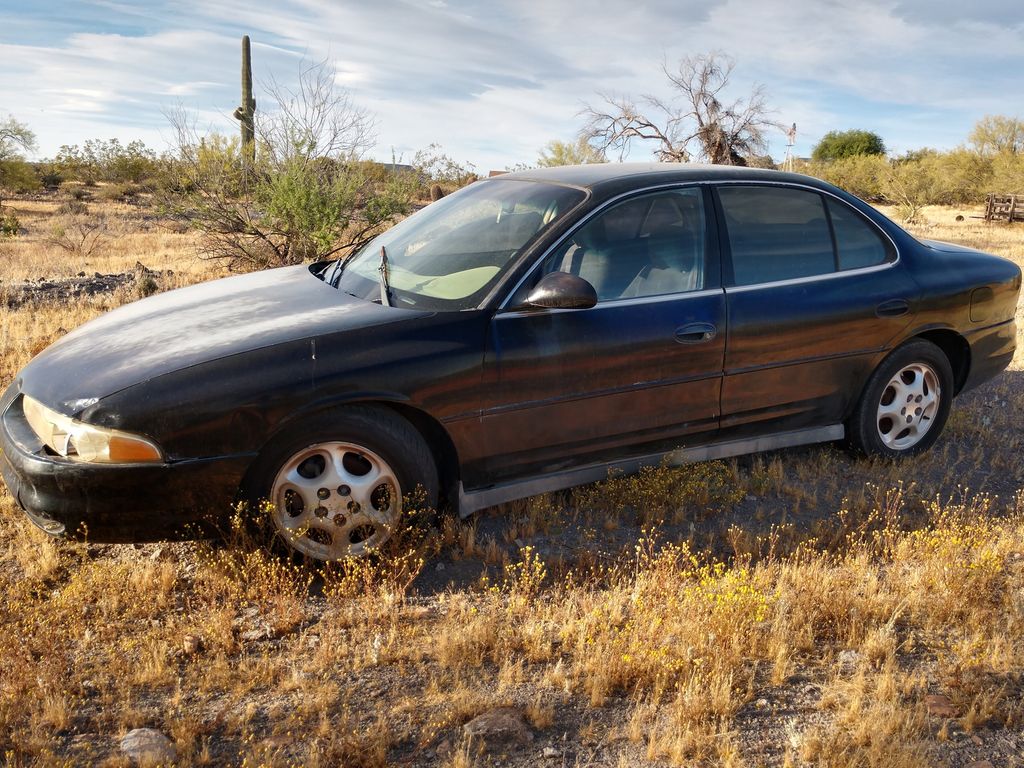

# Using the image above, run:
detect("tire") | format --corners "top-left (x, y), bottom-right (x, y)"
top-left (848, 339), bottom-right (954, 458)
top-left (240, 405), bottom-right (439, 561)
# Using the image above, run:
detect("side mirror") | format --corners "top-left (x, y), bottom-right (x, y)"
top-left (524, 272), bottom-right (598, 310)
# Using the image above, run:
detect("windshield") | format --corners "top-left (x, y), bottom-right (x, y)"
top-left (327, 179), bottom-right (586, 310)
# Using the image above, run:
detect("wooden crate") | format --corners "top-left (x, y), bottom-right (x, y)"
top-left (985, 194), bottom-right (1024, 223)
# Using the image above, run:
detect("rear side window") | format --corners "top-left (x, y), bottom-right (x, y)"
top-left (718, 186), bottom-right (835, 286)
top-left (827, 198), bottom-right (892, 269)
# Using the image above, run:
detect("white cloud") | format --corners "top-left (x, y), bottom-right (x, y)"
top-left (1, 0), bottom-right (1022, 166)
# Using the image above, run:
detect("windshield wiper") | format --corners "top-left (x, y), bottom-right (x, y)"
top-left (317, 258), bottom-right (348, 288)
top-left (377, 246), bottom-right (392, 307)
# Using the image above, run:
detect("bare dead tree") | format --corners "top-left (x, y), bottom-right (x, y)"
top-left (581, 52), bottom-right (779, 165)
top-left (46, 213), bottom-right (113, 258)
top-left (258, 59), bottom-right (376, 167)
top-left (580, 93), bottom-right (689, 162)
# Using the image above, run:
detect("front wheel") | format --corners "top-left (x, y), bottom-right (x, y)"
top-left (848, 340), bottom-right (954, 458)
top-left (241, 406), bottom-right (439, 561)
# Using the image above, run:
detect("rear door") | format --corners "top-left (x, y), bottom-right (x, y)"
top-left (715, 183), bottom-right (918, 437)
top-left (461, 186), bottom-right (726, 487)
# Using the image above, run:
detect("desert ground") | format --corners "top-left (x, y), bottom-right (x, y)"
top-left (2, 192), bottom-right (1024, 767)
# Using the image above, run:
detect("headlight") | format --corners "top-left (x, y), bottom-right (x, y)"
top-left (22, 395), bottom-right (163, 463)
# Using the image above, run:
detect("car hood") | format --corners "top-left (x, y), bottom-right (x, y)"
top-left (19, 265), bottom-right (428, 414)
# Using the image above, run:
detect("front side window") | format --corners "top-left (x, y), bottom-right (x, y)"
top-left (532, 187), bottom-right (707, 302)
top-left (330, 179), bottom-right (585, 310)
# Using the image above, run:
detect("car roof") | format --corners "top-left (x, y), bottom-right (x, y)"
top-left (493, 162), bottom-right (827, 197)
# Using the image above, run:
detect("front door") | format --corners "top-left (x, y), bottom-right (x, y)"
top-left (463, 186), bottom-right (727, 487)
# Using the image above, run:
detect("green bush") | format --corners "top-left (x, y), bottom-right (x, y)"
top-left (55, 138), bottom-right (158, 185)
top-left (812, 129), bottom-right (886, 162)
top-left (98, 182), bottom-right (141, 203)
top-left (990, 152), bottom-right (1024, 194)
top-left (136, 275), bottom-right (159, 298)
top-left (38, 167), bottom-right (63, 190)
top-left (0, 212), bottom-right (20, 237)
top-left (800, 146), bottom-right (1020, 211)
top-left (164, 137), bottom-right (420, 270)
top-left (57, 200), bottom-right (88, 216)
top-left (0, 159), bottom-right (42, 194)
top-left (799, 154), bottom-right (888, 201)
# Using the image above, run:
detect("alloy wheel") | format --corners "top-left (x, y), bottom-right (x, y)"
top-left (875, 363), bottom-right (941, 451)
top-left (268, 441), bottom-right (401, 559)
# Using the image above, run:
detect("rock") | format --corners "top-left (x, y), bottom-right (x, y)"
top-left (3, 268), bottom-right (170, 309)
top-left (436, 563), bottom-right (445, 572)
top-left (181, 634), bottom-right (201, 655)
top-left (837, 649), bottom-right (860, 669)
top-left (755, 698), bottom-right (770, 708)
top-left (464, 708), bottom-right (534, 750)
top-left (924, 693), bottom-right (957, 718)
top-left (240, 625), bottom-right (271, 642)
top-left (542, 746), bottom-right (561, 758)
top-left (120, 728), bottom-right (176, 765)
top-left (970, 734), bottom-right (984, 746)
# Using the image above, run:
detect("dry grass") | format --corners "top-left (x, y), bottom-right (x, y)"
top-left (0, 197), bottom-right (215, 283)
top-left (1, 198), bottom-right (1024, 766)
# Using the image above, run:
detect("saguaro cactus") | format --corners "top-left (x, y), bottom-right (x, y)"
top-left (232, 35), bottom-right (256, 166)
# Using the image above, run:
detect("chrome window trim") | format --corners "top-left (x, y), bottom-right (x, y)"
top-left (496, 177), bottom-right (902, 310)
top-left (497, 181), bottom-right (707, 312)
top-left (725, 260), bottom-right (896, 293)
top-left (713, 179), bottom-right (901, 291)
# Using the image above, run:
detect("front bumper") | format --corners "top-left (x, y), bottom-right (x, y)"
top-left (0, 391), bottom-right (254, 542)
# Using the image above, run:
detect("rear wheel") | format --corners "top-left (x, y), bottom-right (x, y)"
top-left (848, 340), bottom-right (954, 458)
top-left (242, 406), bottom-right (438, 561)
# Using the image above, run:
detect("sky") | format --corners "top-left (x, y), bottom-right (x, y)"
top-left (1, 0), bottom-right (1022, 172)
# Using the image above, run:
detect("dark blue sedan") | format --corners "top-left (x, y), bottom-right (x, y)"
top-left (2, 164), bottom-right (1019, 560)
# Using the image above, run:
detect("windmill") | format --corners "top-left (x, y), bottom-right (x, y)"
top-left (783, 123), bottom-right (797, 172)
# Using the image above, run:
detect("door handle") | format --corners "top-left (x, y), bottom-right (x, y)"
top-left (876, 299), bottom-right (910, 318)
top-left (675, 322), bottom-right (717, 344)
